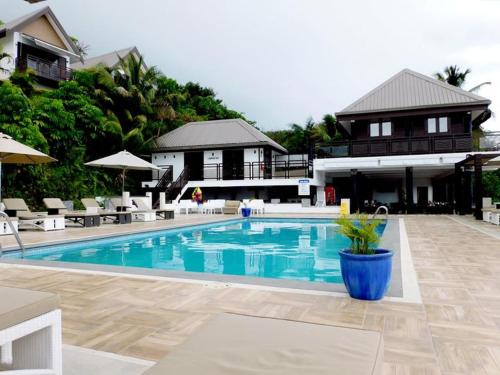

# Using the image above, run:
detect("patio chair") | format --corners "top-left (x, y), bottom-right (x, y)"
top-left (178, 200), bottom-right (198, 215)
top-left (109, 197), bottom-right (156, 222)
top-left (81, 198), bottom-right (132, 224)
top-left (249, 199), bottom-right (265, 215)
top-left (134, 198), bottom-right (174, 220)
top-left (43, 198), bottom-right (100, 227)
top-left (142, 313), bottom-right (383, 375)
top-left (222, 200), bottom-right (241, 215)
top-left (0, 286), bottom-right (62, 374)
top-left (2, 198), bottom-right (65, 231)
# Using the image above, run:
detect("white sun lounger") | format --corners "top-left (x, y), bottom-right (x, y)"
top-left (0, 287), bottom-right (62, 374)
top-left (143, 313), bottom-right (383, 375)
top-left (2, 199), bottom-right (64, 231)
top-left (109, 198), bottom-right (156, 222)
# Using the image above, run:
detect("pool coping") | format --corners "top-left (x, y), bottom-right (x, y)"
top-left (0, 216), bottom-right (419, 302)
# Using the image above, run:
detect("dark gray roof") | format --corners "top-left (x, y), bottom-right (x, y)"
top-left (0, 6), bottom-right (80, 56)
top-left (152, 119), bottom-right (287, 153)
top-left (336, 69), bottom-right (491, 117)
top-left (71, 46), bottom-right (144, 70)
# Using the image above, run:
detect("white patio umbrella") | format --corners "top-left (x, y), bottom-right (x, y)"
top-left (85, 150), bottom-right (160, 193)
top-left (0, 132), bottom-right (57, 201)
top-left (485, 155), bottom-right (500, 167)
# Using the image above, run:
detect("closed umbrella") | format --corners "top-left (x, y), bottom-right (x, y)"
top-left (85, 150), bottom-right (160, 193)
top-left (0, 132), bottom-right (56, 201)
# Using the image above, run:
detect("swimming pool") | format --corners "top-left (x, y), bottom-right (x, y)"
top-left (5, 218), bottom-right (386, 285)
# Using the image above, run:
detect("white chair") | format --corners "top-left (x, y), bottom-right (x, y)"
top-left (249, 199), bottom-right (265, 215)
top-left (178, 200), bottom-right (199, 214)
top-left (201, 202), bottom-right (214, 214)
top-left (211, 200), bottom-right (225, 214)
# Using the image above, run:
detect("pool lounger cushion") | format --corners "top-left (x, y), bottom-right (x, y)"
top-left (143, 313), bottom-right (383, 375)
top-left (0, 286), bottom-right (60, 331)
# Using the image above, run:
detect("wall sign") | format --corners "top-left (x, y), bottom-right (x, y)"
top-left (298, 179), bottom-right (310, 196)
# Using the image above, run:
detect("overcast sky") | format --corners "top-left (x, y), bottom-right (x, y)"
top-left (3, 0), bottom-right (500, 131)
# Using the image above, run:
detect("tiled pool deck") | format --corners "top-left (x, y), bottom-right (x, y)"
top-left (0, 214), bottom-right (499, 374)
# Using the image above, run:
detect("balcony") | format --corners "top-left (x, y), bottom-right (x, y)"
top-left (16, 55), bottom-right (72, 82)
top-left (317, 134), bottom-right (473, 158)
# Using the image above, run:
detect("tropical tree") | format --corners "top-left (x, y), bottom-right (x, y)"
top-left (434, 65), bottom-right (491, 92)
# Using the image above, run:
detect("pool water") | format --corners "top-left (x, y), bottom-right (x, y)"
top-left (6, 218), bottom-right (385, 284)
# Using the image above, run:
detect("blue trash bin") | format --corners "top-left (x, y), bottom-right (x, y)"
top-left (241, 208), bottom-right (251, 217)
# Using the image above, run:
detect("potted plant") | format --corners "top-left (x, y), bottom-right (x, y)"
top-left (241, 201), bottom-right (251, 218)
top-left (337, 214), bottom-right (392, 301)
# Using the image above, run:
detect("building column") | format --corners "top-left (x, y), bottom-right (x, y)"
top-left (405, 167), bottom-right (414, 213)
top-left (454, 164), bottom-right (464, 215)
top-left (463, 170), bottom-right (472, 214)
top-left (350, 169), bottom-right (359, 213)
top-left (474, 155), bottom-right (483, 220)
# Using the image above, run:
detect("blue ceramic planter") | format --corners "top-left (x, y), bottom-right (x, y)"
top-left (241, 208), bottom-right (251, 217)
top-left (339, 249), bottom-right (393, 301)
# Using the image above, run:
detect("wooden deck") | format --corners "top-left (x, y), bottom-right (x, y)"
top-left (0, 215), bottom-right (499, 374)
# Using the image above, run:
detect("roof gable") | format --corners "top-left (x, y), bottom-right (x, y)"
top-left (0, 6), bottom-right (79, 55)
top-left (152, 119), bottom-right (287, 153)
top-left (336, 69), bottom-right (491, 117)
top-left (19, 15), bottom-right (66, 49)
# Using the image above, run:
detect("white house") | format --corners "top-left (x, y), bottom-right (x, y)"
top-left (145, 119), bottom-right (320, 204)
top-left (0, 7), bottom-right (81, 85)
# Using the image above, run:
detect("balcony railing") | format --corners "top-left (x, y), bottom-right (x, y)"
top-left (16, 55), bottom-right (72, 81)
top-left (317, 134), bottom-right (473, 158)
top-left (149, 160), bottom-right (311, 184)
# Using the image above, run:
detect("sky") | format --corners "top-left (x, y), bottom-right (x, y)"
top-left (2, 0), bottom-right (500, 131)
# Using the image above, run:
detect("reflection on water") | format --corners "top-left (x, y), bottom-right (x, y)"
top-left (9, 220), bottom-right (385, 284)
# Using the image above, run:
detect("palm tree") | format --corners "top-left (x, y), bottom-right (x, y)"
top-left (434, 65), bottom-right (491, 92)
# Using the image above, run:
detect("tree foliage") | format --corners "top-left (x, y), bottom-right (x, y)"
top-left (265, 114), bottom-right (344, 154)
top-left (0, 54), bottom-right (248, 208)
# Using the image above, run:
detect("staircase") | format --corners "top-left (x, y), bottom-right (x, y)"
top-left (152, 167), bottom-right (190, 208)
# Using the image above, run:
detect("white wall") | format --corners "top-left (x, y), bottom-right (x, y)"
top-left (244, 148), bottom-right (263, 179)
top-left (152, 152), bottom-right (184, 180)
top-left (203, 150), bottom-right (222, 180)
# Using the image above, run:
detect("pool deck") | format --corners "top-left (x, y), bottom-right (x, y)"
top-left (0, 214), bottom-right (499, 374)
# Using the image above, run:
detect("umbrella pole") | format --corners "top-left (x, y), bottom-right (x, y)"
top-left (0, 161), bottom-right (2, 203)
top-left (122, 168), bottom-right (126, 206)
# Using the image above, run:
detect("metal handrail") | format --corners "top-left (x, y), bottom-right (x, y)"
top-left (371, 206), bottom-right (389, 220)
top-left (0, 211), bottom-right (25, 258)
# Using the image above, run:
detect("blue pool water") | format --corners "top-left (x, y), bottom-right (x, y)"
top-left (6, 218), bottom-right (385, 284)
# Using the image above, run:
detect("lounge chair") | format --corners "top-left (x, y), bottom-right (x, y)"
top-left (0, 286), bottom-right (62, 374)
top-left (43, 198), bottom-right (101, 227)
top-left (81, 198), bottom-right (132, 224)
top-left (134, 198), bottom-right (174, 220)
top-left (143, 313), bottom-right (383, 375)
top-left (222, 200), bottom-right (241, 215)
top-left (2, 198), bottom-right (65, 231)
top-left (109, 197), bottom-right (156, 222)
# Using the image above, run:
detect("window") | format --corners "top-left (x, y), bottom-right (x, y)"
top-left (370, 121), bottom-right (391, 137)
top-left (381, 122), bottom-right (392, 136)
top-left (438, 117), bottom-right (448, 133)
top-left (427, 118), bottom-right (436, 133)
top-left (427, 117), bottom-right (448, 133)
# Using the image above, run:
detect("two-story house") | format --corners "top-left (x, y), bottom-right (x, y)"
top-left (314, 69), bottom-right (492, 214)
top-left (0, 7), bottom-right (81, 85)
top-left (144, 119), bottom-right (321, 204)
